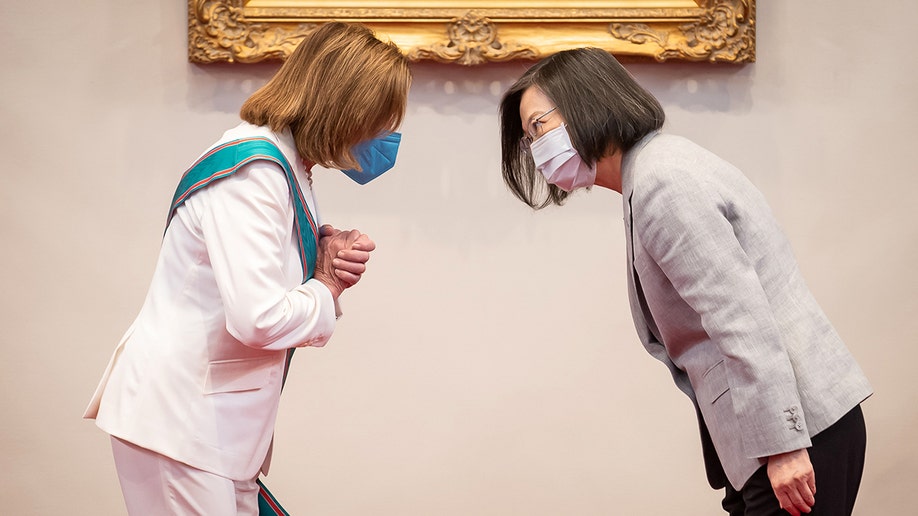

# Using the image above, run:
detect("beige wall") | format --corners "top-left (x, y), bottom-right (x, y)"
top-left (2, 1), bottom-right (916, 514)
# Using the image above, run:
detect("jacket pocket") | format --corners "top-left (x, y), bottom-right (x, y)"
top-left (203, 356), bottom-right (277, 395)
top-left (699, 359), bottom-right (730, 404)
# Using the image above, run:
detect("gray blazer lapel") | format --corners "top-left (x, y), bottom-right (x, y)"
top-left (621, 134), bottom-right (666, 361)
top-left (623, 192), bottom-right (653, 347)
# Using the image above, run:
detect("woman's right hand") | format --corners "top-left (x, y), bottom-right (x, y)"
top-left (314, 225), bottom-right (376, 299)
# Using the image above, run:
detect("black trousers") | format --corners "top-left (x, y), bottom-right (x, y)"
top-left (722, 405), bottom-right (867, 516)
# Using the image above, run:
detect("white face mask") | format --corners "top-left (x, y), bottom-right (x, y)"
top-left (529, 124), bottom-right (596, 192)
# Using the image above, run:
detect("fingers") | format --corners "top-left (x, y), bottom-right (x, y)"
top-left (319, 224), bottom-right (340, 237)
top-left (333, 268), bottom-right (362, 285)
top-left (767, 449), bottom-right (815, 515)
top-left (779, 504), bottom-right (800, 516)
top-left (331, 251), bottom-right (366, 287)
top-left (352, 234), bottom-right (376, 252)
top-left (781, 506), bottom-right (801, 516)
top-left (321, 228), bottom-right (373, 258)
top-left (320, 229), bottom-right (358, 257)
top-left (318, 227), bottom-right (375, 290)
top-left (779, 474), bottom-right (815, 511)
top-left (332, 242), bottom-right (370, 287)
top-left (332, 256), bottom-right (367, 275)
top-left (319, 226), bottom-right (373, 250)
top-left (777, 483), bottom-right (813, 515)
top-left (343, 229), bottom-right (362, 247)
top-left (336, 249), bottom-right (371, 264)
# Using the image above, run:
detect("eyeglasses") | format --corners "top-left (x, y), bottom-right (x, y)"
top-left (520, 107), bottom-right (557, 152)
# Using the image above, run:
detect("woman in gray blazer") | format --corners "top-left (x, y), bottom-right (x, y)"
top-left (498, 47), bottom-right (872, 516)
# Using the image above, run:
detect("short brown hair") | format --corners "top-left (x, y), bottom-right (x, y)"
top-left (499, 47), bottom-right (664, 208)
top-left (241, 22), bottom-right (411, 170)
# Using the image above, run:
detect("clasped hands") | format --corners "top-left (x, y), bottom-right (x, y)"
top-left (312, 224), bottom-right (376, 300)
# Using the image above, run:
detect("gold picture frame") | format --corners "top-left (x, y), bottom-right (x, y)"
top-left (188, 0), bottom-right (755, 65)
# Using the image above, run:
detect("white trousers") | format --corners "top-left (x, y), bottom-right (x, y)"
top-left (111, 436), bottom-right (259, 515)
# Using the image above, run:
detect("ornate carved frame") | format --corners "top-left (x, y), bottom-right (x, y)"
top-left (189, 0), bottom-right (755, 65)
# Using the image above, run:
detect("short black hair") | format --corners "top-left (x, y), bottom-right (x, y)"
top-left (499, 47), bottom-right (665, 208)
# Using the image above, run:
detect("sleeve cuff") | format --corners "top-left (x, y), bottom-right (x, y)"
top-left (298, 278), bottom-right (338, 347)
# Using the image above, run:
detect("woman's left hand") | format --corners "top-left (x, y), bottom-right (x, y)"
top-left (766, 448), bottom-right (816, 515)
top-left (319, 224), bottom-right (376, 287)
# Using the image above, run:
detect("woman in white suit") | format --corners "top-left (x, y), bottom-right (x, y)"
top-left (84, 22), bottom-right (411, 515)
top-left (498, 48), bottom-right (871, 516)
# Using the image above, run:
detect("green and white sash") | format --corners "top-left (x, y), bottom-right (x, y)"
top-left (167, 136), bottom-right (318, 515)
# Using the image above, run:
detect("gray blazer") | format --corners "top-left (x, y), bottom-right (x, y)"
top-left (621, 132), bottom-right (872, 490)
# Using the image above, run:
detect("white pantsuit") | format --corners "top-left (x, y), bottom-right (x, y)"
top-left (85, 123), bottom-right (337, 506)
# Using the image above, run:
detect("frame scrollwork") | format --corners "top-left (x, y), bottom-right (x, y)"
top-left (188, 0), bottom-right (755, 65)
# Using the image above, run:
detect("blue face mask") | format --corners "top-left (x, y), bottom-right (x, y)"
top-left (340, 132), bottom-right (402, 184)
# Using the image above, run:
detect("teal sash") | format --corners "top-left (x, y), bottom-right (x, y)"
top-left (256, 478), bottom-right (290, 515)
top-left (167, 136), bottom-right (318, 515)
top-left (167, 136), bottom-right (318, 280)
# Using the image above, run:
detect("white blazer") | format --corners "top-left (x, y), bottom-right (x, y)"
top-left (84, 122), bottom-right (338, 481)
top-left (621, 132), bottom-right (872, 490)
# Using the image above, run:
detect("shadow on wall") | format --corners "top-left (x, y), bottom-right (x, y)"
top-left (407, 59), bottom-right (755, 116)
top-left (630, 61), bottom-right (756, 114)
top-left (408, 61), bottom-right (532, 116)
top-left (184, 60), bottom-right (532, 117)
top-left (184, 60), bottom-right (527, 117)
top-left (183, 55), bottom-right (755, 117)
top-left (186, 61), bottom-right (281, 114)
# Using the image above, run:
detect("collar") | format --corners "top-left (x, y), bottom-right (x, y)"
top-left (621, 130), bottom-right (661, 200)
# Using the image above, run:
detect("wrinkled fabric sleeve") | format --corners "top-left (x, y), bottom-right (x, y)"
top-left (633, 165), bottom-right (812, 459)
top-left (198, 161), bottom-right (336, 350)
